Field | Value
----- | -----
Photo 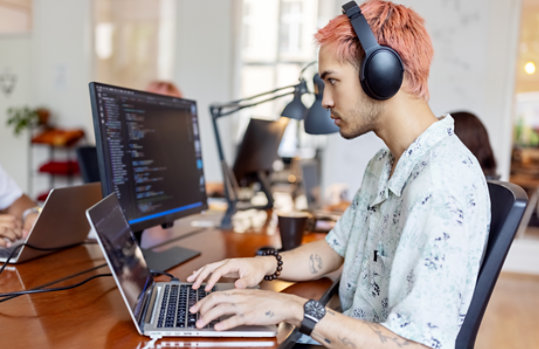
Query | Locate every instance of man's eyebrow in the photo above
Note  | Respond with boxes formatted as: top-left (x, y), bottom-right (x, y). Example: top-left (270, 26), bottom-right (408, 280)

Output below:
top-left (320, 71), bottom-right (334, 80)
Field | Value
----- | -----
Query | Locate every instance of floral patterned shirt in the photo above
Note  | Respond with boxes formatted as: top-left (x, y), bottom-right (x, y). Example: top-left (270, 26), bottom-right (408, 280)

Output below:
top-left (326, 115), bottom-right (490, 349)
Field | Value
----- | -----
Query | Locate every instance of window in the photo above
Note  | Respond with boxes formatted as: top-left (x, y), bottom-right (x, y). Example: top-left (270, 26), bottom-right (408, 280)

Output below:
top-left (93, 0), bottom-right (176, 90)
top-left (239, 0), bottom-right (321, 157)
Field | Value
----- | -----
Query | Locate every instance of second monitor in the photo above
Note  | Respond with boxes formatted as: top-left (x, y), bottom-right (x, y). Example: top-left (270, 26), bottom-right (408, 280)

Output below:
top-left (232, 117), bottom-right (289, 208)
top-left (89, 82), bottom-right (208, 271)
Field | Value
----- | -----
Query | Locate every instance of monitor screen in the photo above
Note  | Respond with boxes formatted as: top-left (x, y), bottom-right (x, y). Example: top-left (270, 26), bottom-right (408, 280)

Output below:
top-left (232, 117), bottom-right (289, 187)
top-left (89, 82), bottom-right (208, 234)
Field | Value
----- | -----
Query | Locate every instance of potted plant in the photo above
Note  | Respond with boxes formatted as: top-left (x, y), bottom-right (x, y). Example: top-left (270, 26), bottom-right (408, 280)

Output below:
top-left (6, 106), bottom-right (50, 136)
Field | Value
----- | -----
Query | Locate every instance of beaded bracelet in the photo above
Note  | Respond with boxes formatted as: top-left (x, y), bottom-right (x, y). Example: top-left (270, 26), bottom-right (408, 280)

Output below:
top-left (261, 248), bottom-right (283, 281)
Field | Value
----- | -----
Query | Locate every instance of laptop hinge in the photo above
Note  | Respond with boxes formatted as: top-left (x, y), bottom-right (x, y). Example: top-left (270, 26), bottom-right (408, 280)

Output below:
top-left (140, 286), bottom-right (158, 328)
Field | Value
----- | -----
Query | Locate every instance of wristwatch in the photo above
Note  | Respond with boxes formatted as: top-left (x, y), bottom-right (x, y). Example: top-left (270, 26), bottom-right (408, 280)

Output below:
top-left (299, 299), bottom-right (326, 336)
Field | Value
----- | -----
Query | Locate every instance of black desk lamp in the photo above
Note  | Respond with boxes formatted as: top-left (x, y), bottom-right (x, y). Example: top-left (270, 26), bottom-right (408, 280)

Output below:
top-left (210, 65), bottom-right (338, 229)
top-left (304, 73), bottom-right (339, 135)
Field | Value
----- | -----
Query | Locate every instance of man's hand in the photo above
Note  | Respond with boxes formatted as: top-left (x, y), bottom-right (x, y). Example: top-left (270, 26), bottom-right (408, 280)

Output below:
top-left (22, 210), bottom-right (39, 238)
top-left (186, 256), bottom-right (276, 291)
top-left (0, 214), bottom-right (23, 247)
top-left (190, 288), bottom-right (304, 331)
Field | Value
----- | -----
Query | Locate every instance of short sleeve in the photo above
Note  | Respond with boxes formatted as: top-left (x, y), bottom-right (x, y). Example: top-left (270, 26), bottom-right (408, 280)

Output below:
top-left (381, 190), bottom-right (485, 349)
top-left (0, 164), bottom-right (23, 210)
top-left (325, 192), bottom-right (360, 256)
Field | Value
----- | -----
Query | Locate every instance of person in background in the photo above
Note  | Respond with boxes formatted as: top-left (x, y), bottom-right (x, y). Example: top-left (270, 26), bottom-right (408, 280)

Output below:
top-left (186, 1), bottom-right (490, 348)
top-left (0, 163), bottom-right (40, 247)
top-left (146, 80), bottom-right (183, 98)
top-left (452, 110), bottom-right (499, 179)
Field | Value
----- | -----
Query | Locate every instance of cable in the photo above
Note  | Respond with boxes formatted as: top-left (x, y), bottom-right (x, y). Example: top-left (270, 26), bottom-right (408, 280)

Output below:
top-left (0, 241), bottom-right (91, 276)
top-left (0, 273), bottom-right (112, 302)
top-left (0, 262), bottom-right (108, 303)
top-left (0, 244), bottom-right (25, 274)
top-left (150, 269), bottom-right (179, 282)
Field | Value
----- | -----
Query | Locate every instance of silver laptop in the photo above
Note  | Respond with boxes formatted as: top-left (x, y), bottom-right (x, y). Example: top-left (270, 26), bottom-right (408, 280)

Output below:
top-left (85, 193), bottom-right (277, 339)
top-left (0, 182), bottom-right (102, 263)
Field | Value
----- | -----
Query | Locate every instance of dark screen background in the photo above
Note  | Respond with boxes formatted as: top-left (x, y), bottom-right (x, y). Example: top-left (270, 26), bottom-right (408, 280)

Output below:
top-left (91, 83), bottom-right (207, 232)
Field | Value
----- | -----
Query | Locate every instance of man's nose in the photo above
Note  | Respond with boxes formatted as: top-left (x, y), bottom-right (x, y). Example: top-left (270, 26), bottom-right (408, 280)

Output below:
top-left (321, 89), bottom-right (333, 110)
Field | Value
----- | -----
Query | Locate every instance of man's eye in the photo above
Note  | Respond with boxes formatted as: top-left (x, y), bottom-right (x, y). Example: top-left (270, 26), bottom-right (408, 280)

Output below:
top-left (327, 78), bottom-right (336, 85)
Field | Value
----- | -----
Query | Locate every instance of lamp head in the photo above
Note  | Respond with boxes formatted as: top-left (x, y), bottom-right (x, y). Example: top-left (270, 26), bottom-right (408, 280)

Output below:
top-left (304, 74), bottom-right (339, 135)
top-left (281, 79), bottom-right (308, 120)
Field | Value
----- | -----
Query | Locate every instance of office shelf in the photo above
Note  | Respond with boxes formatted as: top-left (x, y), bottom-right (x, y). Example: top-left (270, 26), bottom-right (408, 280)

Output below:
top-left (28, 128), bottom-right (85, 201)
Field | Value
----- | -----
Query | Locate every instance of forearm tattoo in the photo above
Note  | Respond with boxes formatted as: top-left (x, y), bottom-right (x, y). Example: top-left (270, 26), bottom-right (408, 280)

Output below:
top-left (309, 254), bottom-right (323, 274)
top-left (338, 336), bottom-right (357, 348)
top-left (265, 310), bottom-right (274, 318)
top-left (367, 323), bottom-right (411, 347)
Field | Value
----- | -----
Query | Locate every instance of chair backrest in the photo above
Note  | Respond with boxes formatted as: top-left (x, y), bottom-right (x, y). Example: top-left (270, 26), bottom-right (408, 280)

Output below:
top-left (456, 180), bottom-right (527, 348)
top-left (76, 145), bottom-right (100, 183)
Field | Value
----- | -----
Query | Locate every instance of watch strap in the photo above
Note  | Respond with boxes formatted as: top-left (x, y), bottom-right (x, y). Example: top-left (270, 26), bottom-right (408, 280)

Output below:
top-left (299, 315), bottom-right (317, 336)
top-left (299, 299), bottom-right (325, 336)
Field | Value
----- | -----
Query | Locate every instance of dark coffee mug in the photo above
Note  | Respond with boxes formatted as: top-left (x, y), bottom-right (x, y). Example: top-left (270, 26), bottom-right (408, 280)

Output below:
top-left (277, 211), bottom-right (310, 251)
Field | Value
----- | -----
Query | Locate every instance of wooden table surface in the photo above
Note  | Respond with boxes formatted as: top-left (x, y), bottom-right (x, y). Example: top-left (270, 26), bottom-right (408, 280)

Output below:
top-left (0, 212), bottom-right (331, 348)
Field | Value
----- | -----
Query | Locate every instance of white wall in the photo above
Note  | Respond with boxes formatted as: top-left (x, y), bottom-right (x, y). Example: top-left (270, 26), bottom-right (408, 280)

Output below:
top-left (32, 0), bottom-right (93, 132)
top-left (0, 35), bottom-right (32, 191)
top-left (174, 0), bottom-right (238, 184)
top-left (0, 0), bottom-right (92, 195)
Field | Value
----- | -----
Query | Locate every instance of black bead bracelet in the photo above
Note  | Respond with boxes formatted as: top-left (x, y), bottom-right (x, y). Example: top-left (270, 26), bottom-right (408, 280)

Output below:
top-left (261, 248), bottom-right (283, 281)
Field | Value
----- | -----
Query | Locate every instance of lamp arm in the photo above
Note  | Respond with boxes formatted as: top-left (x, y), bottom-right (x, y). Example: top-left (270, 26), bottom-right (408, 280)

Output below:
top-left (210, 84), bottom-right (299, 119)
top-left (208, 74), bottom-right (314, 228)
top-left (209, 83), bottom-right (305, 200)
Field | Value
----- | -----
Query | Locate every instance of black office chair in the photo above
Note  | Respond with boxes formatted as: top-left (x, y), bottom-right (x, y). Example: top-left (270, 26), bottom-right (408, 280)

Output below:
top-left (456, 180), bottom-right (527, 348)
top-left (76, 145), bottom-right (100, 183)
top-left (283, 180), bottom-right (527, 349)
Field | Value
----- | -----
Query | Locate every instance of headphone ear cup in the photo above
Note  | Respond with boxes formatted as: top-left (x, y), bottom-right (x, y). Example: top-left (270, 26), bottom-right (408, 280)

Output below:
top-left (360, 47), bottom-right (404, 100)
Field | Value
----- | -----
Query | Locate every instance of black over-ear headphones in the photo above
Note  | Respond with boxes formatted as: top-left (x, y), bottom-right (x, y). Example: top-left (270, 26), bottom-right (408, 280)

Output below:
top-left (342, 1), bottom-right (404, 100)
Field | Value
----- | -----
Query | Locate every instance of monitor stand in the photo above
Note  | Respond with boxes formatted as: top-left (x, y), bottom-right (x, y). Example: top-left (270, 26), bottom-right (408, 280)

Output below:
top-left (141, 246), bottom-right (200, 272)
top-left (134, 224), bottom-right (201, 272)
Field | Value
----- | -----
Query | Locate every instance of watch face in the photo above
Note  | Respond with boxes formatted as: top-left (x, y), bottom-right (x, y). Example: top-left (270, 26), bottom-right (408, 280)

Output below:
top-left (305, 300), bottom-right (326, 319)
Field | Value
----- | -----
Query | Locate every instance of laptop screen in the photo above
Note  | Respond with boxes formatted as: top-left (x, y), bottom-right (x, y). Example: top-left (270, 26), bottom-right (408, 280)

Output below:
top-left (88, 193), bottom-right (153, 318)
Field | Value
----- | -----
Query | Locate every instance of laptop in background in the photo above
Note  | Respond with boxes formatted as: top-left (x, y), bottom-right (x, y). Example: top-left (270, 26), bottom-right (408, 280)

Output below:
top-left (299, 159), bottom-right (322, 212)
top-left (299, 159), bottom-right (340, 232)
top-left (86, 193), bottom-right (277, 339)
top-left (0, 182), bottom-right (102, 263)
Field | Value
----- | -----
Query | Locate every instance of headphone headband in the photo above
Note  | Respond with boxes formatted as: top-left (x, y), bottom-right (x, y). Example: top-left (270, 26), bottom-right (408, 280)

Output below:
top-left (342, 1), bottom-right (379, 55)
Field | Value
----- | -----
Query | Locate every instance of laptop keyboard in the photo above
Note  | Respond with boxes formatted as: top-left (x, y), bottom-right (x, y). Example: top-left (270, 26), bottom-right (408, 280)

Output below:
top-left (157, 284), bottom-right (215, 329)
top-left (0, 242), bottom-right (23, 258)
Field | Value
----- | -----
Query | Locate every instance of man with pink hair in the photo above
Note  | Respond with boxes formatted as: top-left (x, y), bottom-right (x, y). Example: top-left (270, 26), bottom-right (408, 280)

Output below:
top-left (187, 1), bottom-right (490, 348)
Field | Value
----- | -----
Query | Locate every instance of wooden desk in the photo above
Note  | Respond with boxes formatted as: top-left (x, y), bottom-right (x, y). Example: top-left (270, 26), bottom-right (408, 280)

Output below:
top-left (0, 215), bottom-right (331, 348)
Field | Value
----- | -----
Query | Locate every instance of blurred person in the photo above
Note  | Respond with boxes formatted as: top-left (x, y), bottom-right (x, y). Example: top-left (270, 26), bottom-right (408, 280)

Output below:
top-left (145, 80), bottom-right (183, 98)
top-left (0, 163), bottom-right (40, 247)
top-left (452, 111), bottom-right (498, 179)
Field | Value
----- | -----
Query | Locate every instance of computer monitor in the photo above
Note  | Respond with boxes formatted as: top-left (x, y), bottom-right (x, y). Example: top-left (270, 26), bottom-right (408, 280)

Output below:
top-left (89, 81), bottom-right (207, 271)
top-left (232, 117), bottom-right (289, 208)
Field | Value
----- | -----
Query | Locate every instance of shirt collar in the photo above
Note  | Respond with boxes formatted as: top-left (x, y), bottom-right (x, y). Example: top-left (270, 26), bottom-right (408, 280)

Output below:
top-left (387, 114), bottom-right (454, 197)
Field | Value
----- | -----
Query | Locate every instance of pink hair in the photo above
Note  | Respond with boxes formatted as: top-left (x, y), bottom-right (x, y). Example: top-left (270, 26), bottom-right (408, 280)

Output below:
top-left (146, 80), bottom-right (183, 98)
top-left (315, 0), bottom-right (433, 101)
